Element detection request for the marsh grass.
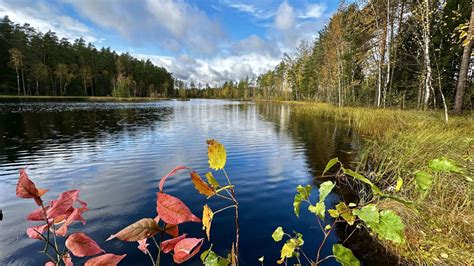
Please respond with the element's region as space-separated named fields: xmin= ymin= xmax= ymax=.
xmin=289 ymin=102 xmax=473 ymax=264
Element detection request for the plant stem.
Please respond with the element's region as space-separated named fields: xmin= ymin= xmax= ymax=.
xmin=223 ymin=168 xmax=239 ymax=265
xmin=316 ymin=219 xmax=337 ymax=263
xmin=214 ymin=204 xmax=236 ymax=215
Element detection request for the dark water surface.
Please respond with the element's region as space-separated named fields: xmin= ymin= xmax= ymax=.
xmin=0 ymin=99 xmax=361 ymax=265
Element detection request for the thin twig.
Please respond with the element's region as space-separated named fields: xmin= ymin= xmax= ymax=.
xmin=214 ymin=204 xmax=237 ymax=215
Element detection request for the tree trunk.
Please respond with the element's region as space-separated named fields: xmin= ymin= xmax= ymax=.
xmin=454 ymin=1 xmax=474 ymax=114
xmin=20 ymin=61 xmax=26 ymax=96
xmin=422 ymin=0 xmax=432 ymax=110
xmin=15 ymin=66 xmax=20 ymax=95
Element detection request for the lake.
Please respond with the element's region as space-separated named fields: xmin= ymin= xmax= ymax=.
xmin=0 ymin=99 xmax=368 ymax=265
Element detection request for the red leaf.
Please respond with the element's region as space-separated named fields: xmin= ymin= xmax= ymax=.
xmin=156 ymin=192 xmax=201 ymax=224
xmin=137 ymin=239 xmax=149 ymax=254
xmin=66 ymin=232 xmax=104 ymax=257
xmin=27 ymin=207 xmax=48 ymax=221
xmin=164 ymin=224 xmax=179 ymax=237
xmin=84 ymin=254 xmax=126 ymax=266
xmin=158 ymin=166 xmax=189 ymax=191
xmin=161 ymin=234 xmax=187 ymax=254
xmin=173 ymin=238 xmax=204 ymax=264
xmin=26 ymin=224 xmax=49 ymax=240
xmin=56 ymin=206 xmax=89 ymax=236
xmin=45 ymin=262 xmax=55 ymax=266
xmin=16 ymin=169 xmax=48 ymax=205
xmin=106 ymin=218 xmax=159 ymax=242
xmin=47 ymin=190 xmax=86 ymax=219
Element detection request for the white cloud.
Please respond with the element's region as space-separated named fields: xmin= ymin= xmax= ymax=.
xmin=275 ymin=1 xmax=295 ymax=31
xmin=135 ymin=52 xmax=281 ymax=87
xmin=0 ymin=0 xmax=98 ymax=43
xmin=298 ymin=3 xmax=327 ymax=19
xmin=67 ymin=0 xmax=225 ymax=55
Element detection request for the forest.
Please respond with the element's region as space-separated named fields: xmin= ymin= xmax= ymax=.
xmin=0 ymin=16 xmax=174 ymax=98
xmin=185 ymin=0 xmax=472 ymax=114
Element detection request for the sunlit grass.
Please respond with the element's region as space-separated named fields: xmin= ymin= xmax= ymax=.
xmin=289 ymin=102 xmax=473 ymax=264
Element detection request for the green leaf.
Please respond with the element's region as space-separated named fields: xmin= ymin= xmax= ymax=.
xmin=323 ymin=158 xmax=340 ymax=176
xmin=294 ymin=185 xmax=311 ymax=217
xmin=296 ymin=185 xmax=312 ymax=200
xmin=318 ymin=181 xmax=335 ymax=202
xmin=328 ymin=208 xmax=340 ymax=218
xmin=415 ymin=170 xmax=433 ymax=193
xmin=334 ymin=202 xmax=356 ymax=225
xmin=371 ymin=210 xmax=405 ymax=244
xmin=205 ymin=172 xmax=220 ymax=188
xmin=428 ymin=158 xmax=462 ymax=173
xmin=293 ymin=194 xmax=303 ymax=218
xmin=308 ymin=202 xmax=326 ymax=219
xmin=258 ymin=256 xmax=264 ymax=262
xmin=201 ymin=249 xmax=230 ymax=266
xmin=279 ymin=239 xmax=298 ymax=262
xmin=395 ymin=178 xmax=403 ymax=192
xmin=332 ymin=244 xmax=360 ymax=266
xmin=343 ymin=168 xmax=382 ymax=196
xmin=272 ymin=227 xmax=284 ymax=242
xmin=353 ymin=204 xmax=379 ymax=225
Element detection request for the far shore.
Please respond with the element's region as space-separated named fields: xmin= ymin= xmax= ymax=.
xmin=0 ymin=95 xmax=171 ymax=102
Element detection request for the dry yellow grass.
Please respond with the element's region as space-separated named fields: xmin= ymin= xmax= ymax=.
xmin=288 ymin=102 xmax=473 ymax=264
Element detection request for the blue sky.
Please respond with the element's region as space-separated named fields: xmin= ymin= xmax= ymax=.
xmin=0 ymin=0 xmax=339 ymax=85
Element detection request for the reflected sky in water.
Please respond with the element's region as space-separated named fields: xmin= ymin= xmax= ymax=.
xmin=0 ymin=99 xmax=360 ymax=265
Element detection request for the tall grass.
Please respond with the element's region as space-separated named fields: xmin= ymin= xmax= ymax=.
xmin=291 ymin=102 xmax=473 ymax=264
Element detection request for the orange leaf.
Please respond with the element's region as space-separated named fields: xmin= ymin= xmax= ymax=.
xmin=66 ymin=232 xmax=104 ymax=257
xmin=161 ymin=234 xmax=187 ymax=253
xmin=106 ymin=218 xmax=159 ymax=242
xmin=158 ymin=166 xmax=189 ymax=191
xmin=190 ymin=171 xmax=215 ymax=197
xmin=26 ymin=224 xmax=49 ymax=239
xmin=84 ymin=254 xmax=126 ymax=266
xmin=45 ymin=262 xmax=55 ymax=266
xmin=156 ymin=192 xmax=201 ymax=224
xmin=202 ymin=205 xmax=213 ymax=240
xmin=173 ymin=238 xmax=204 ymax=264
xmin=62 ymin=253 xmax=73 ymax=266
xmin=56 ymin=206 xmax=89 ymax=236
xmin=16 ymin=169 xmax=48 ymax=205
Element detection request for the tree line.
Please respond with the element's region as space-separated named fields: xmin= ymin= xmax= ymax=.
xmin=189 ymin=0 xmax=473 ymax=114
xmin=0 ymin=16 xmax=174 ymax=98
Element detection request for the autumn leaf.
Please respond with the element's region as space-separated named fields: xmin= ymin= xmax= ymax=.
xmin=27 ymin=207 xmax=47 ymax=221
xmin=207 ymin=139 xmax=226 ymax=170
xmin=84 ymin=254 xmax=126 ymax=266
xmin=57 ymin=206 xmax=89 ymax=236
xmin=66 ymin=232 xmax=104 ymax=257
xmin=205 ymin=172 xmax=220 ymax=188
xmin=62 ymin=253 xmax=73 ymax=266
xmin=106 ymin=218 xmax=159 ymax=242
xmin=156 ymin=192 xmax=201 ymax=224
xmin=137 ymin=239 xmax=149 ymax=254
xmin=173 ymin=238 xmax=204 ymax=264
xmin=26 ymin=224 xmax=49 ymax=240
xmin=191 ymin=171 xmax=215 ymax=197
xmin=202 ymin=204 xmax=213 ymax=240
xmin=47 ymin=190 xmax=87 ymax=219
xmin=45 ymin=262 xmax=55 ymax=266
xmin=161 ymin=234 xmax=187 ymax=253
xmin=164 ymin=224 xmax=179 ymax=238
xmin=16 ymin=169 xmax=48 ymax=205
xmin=159 ymin=166 xmax=189 ymax=192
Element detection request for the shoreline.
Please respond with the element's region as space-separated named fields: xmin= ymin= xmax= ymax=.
xmin=0 ymin=95 xmax=171 ymax=102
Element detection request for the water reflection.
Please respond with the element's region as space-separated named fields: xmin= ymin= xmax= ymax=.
xmin=1 ymin=99 xmax=362 ymax=265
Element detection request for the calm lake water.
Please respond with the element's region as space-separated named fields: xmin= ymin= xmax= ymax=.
xmin=0 ymin=99 xmax=364 ymax=265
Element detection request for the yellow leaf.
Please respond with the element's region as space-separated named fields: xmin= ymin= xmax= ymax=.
xmin=191 ymin=171 xmax=215 ymax=197
xmin=207 ymin=139 xmax=227 ymax=170
xmin=202 ymin=204 xmax=213 ymax=240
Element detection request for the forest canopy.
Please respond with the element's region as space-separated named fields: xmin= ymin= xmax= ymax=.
xmin=0 ymin=16 xmax=174 ymax=98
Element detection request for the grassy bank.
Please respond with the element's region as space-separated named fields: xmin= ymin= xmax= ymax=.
xmin=0 ymin=95 xmax=170 ymax=102
xmin=286 ymin=102 xmax=473 ymax=264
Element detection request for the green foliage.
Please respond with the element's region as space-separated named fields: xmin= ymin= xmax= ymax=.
xmin=318 ymin=181 xmax=335 ymax=202
xmin=428 ymin=158 xmax=462 ymax=173
xmin=293 ymin=184 xmax=311 ymax=217
xmin=352 ymin=204 xmax=379 ymax=224
xmin=323 ymin=157 xmax=341 ymax=176
xmin=332 ymin=244 xmax=360 ymax=266
xmin=415 ymin=171 xmax=433 ymax=197
xmin=277 ymin=233 xmax=304 ymax=264
xmin=371 ymin=210 xmax=405 ymax=244
xmin=342 ymin=168 xmax=382 ymax=196
xmin=201 ymin=248 xmax=230 ymax=266
xmin=308 ymin=202 xmax=326 ymax=219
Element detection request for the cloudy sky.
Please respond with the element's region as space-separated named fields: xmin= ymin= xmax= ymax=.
xmin=0 ymin=0 xmax=337 ymax=86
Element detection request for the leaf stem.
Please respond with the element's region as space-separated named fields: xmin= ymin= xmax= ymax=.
xmin=214 ymin=204 xmax=236 ymax=215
